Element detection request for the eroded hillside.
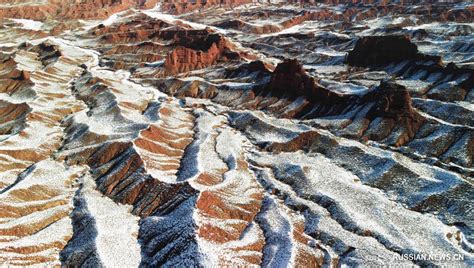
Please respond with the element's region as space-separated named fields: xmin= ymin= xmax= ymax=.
xmin=0 ymin=0 xmax=473 ymax=267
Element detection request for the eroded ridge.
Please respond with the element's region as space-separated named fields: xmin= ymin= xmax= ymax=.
xmin=0 ymin=1 xmax=473 ymax=267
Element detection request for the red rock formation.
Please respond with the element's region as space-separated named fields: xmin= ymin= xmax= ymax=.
xmin=164 ymin=44 xmax=218 ymax=74
xmin=92 ymin=15 xmax=175 ymax=37
xmin=0 ymin=0 xmax=158 ymax=21
xmin=161 ymin=0 xmax=254 ymax=14
xmin=164 ymin=34 xmax=239 ymax=74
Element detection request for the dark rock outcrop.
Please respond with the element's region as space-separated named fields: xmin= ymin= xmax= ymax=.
xmin=347 ymin=35 xmax=441 ymax=66
xmin=263 ymin=59 xmax=329 ymax=99
xmin=226 ymin=60 xmax=272 ymax=79
xmin=363 ymin=81 xmax=426 ymax=145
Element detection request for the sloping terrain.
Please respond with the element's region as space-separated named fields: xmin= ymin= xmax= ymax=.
xmin=0 ymin=0 xmax=473 ymax=267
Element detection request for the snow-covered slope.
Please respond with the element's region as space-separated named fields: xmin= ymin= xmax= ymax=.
xmin=0 ymin=0 xmax=472 ymax=267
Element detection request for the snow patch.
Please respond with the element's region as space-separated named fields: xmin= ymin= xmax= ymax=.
xmin=11 ymin=19 xmax=43 ymax=31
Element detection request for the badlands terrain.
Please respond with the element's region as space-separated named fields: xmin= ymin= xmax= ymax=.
xmin=0 ymin=0 xmax=473 ymax=267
